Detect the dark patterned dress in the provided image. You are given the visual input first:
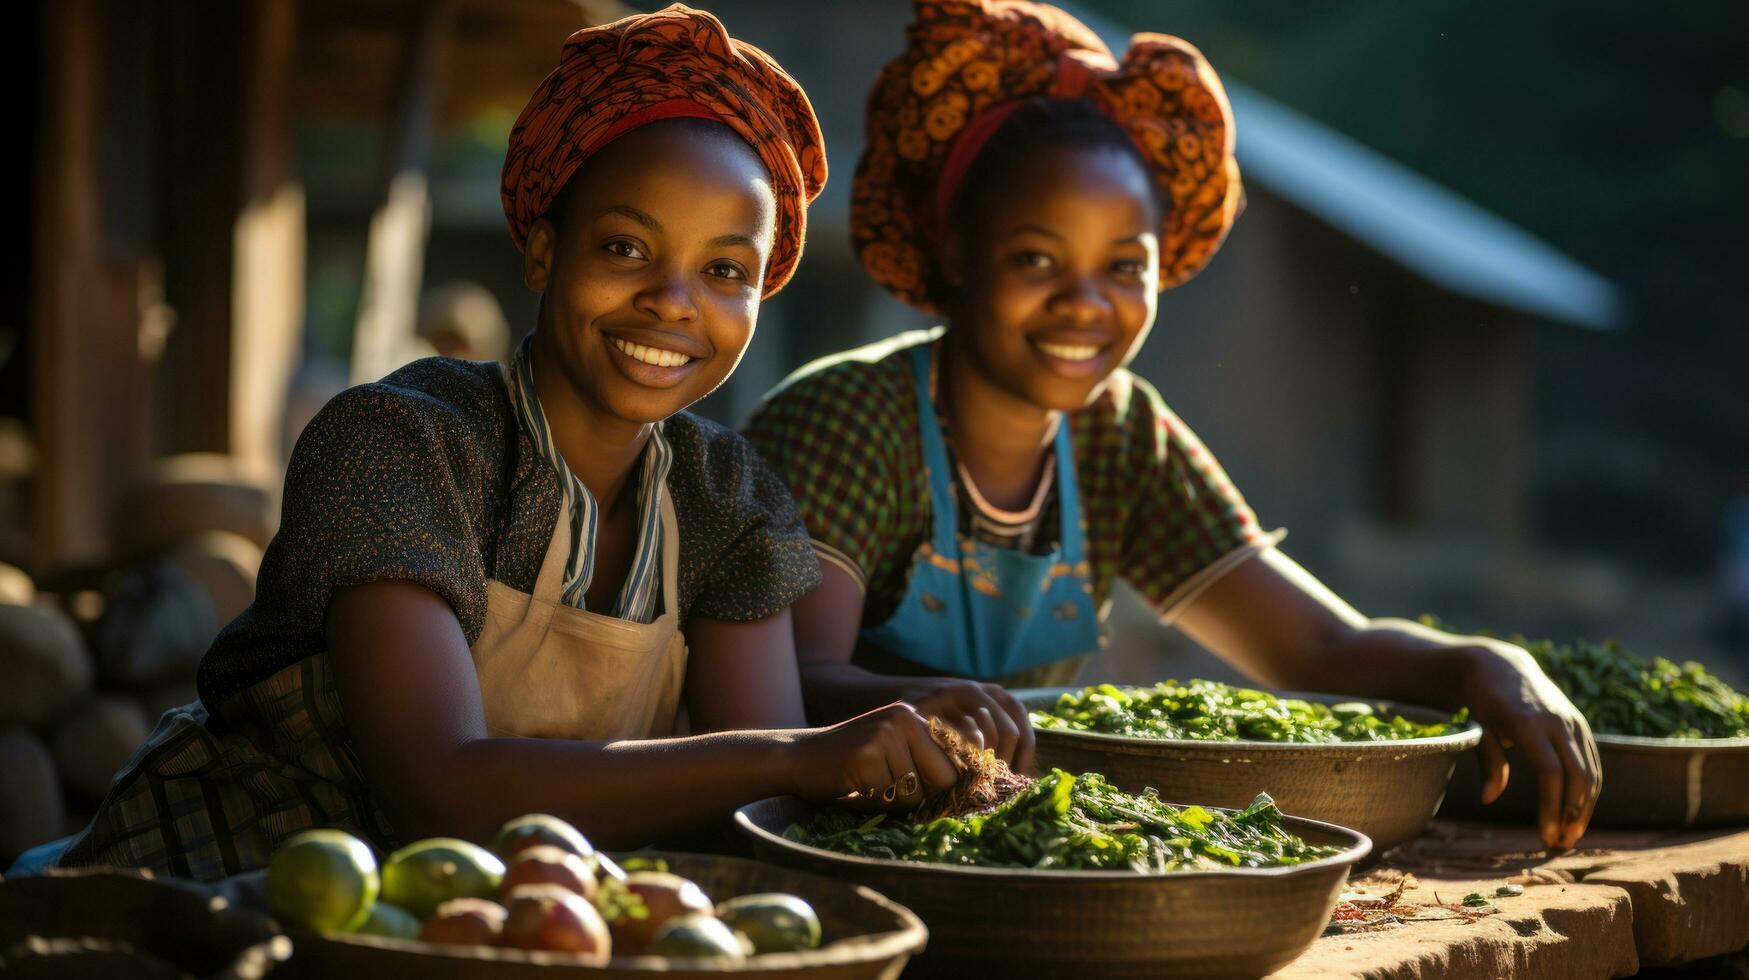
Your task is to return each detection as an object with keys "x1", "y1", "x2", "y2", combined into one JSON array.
[{"x1": 58, "y1": 356, "x2": 820, "y2": 880}]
